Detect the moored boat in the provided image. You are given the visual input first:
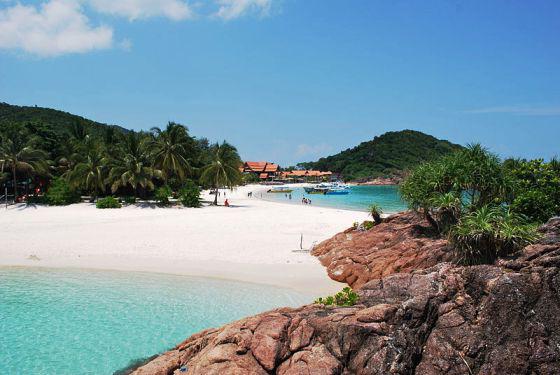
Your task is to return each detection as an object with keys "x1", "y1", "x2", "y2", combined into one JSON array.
[
  {"x1": 267, "y1": 186, "x2": 293, "y2": 193},
  {"x1": 303, "y1": 181, "x2": 350, "y2": 195},
  {"x1": 324, "y1": 187, "x2": 350, "y2": 195}
]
